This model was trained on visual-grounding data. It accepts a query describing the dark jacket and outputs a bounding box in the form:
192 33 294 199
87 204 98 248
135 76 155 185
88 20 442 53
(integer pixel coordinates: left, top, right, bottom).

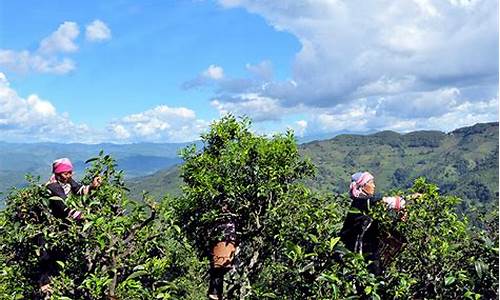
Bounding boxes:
46 179 85 219
340 196 382 274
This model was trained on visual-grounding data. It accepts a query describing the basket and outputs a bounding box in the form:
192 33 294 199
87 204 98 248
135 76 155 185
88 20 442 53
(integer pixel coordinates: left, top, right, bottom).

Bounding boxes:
379 229 406 268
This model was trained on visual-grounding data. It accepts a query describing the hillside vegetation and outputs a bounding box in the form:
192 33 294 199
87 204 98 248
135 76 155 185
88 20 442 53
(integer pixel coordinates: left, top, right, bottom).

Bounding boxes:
0 116 497 299
0 142 199 199
129 122 499 208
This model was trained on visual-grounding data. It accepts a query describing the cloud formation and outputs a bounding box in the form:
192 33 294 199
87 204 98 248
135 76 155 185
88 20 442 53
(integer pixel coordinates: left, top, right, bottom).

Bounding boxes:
0 72 93 142
203 65 224 80
182 64 226 89
0 50 76 74
211 93 287 122
38 22 80 54
210 0 498 136
85 20 112 42
0 20 111 75
108 105 208 142
0 72 209 143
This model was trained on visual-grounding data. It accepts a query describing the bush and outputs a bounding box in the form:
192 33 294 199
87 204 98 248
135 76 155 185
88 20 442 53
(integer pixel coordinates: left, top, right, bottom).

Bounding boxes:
0 116 497 299
0 153 205 299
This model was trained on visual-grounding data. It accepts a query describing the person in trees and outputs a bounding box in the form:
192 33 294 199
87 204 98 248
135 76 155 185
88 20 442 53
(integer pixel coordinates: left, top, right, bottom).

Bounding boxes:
39 158 102 296
46 157 102 220
208 205 238 300
339 171 407 275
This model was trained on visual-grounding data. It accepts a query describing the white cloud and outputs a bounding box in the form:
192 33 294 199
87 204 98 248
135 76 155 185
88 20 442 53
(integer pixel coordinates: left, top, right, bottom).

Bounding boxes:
85 20 112 42
211 93 288 122
38 22 80 54
293 120 308 136
311 102 376 133
211 0 498 135
217 0 498 107
0 73 208 143
413 0 440 17
302 91 497 136
246 60 273 80
182 64 226 89
110 124 130 139
108 105 208 142
0 72 94 142
377 87 461 118
0 49 76 75
424 97 499 131
1 20 111 75
203 65 224 80
355 76 417 96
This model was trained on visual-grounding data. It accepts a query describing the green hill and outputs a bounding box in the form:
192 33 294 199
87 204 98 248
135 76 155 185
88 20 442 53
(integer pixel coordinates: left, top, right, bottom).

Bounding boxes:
128 122 499 206
0 141 201 200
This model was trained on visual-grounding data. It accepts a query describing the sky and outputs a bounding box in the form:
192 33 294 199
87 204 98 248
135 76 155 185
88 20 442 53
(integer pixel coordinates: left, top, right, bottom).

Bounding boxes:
0 0 498 143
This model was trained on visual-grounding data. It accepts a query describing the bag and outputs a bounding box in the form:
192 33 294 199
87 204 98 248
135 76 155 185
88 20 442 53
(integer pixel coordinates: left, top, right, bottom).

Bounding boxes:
211 241 236 269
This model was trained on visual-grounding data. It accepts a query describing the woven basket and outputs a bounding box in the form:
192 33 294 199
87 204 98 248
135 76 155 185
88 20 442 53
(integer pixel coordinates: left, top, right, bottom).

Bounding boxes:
379 230 406 268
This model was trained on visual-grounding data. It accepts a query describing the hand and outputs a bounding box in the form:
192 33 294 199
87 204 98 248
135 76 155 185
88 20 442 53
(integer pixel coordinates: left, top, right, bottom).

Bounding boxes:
91 176 102 189
382 196 406 212
400 210 408 222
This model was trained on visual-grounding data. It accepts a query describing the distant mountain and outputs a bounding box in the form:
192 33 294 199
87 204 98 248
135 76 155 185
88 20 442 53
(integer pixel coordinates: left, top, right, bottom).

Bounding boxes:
128 122 499 206
0 141 201 200
127 165 183 200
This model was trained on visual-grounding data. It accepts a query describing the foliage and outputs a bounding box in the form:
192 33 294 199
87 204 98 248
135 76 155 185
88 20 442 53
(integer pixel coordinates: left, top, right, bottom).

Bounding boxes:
178 115 315 298
375 178 499 299
0 153 205 299
177 115 498 299
131 122 498 208
0 117 497 299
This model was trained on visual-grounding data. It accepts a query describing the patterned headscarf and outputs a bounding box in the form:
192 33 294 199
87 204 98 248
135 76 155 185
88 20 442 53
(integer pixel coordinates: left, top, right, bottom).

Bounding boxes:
349 171 375 198
48 158 74 184
52 158 73 174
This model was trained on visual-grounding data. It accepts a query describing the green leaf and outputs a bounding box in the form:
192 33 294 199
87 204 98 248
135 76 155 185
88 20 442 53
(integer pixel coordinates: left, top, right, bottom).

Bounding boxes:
364 286 372 295
82 222 93 233
260 292 278 298
329 237 341 252
127 270 148 280
133 265 145 271
56 260 65 268
444 276 456 286
85 157 99 164
474 260 488 279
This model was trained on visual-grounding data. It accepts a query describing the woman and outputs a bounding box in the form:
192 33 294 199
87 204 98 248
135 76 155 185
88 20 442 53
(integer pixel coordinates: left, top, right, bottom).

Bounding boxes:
340 171 383 275
39 158 102 297
46 157 101 219
207 206 238 300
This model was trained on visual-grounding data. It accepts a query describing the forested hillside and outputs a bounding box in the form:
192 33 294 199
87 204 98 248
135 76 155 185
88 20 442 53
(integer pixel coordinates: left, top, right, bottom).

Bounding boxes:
129 122 499 207
0 116 497 299
0 142 200 200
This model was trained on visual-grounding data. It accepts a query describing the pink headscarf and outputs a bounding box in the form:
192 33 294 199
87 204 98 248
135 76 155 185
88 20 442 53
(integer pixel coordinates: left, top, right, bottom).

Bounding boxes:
48 158 74 184
52 158 73 174
349 171 375 198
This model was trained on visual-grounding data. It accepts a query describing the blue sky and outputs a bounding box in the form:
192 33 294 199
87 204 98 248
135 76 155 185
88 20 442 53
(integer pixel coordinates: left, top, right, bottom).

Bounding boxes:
0 0 498 143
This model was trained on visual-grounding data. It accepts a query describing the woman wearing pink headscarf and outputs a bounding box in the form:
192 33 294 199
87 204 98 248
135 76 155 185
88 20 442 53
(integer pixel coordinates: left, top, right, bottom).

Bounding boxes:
340 171 409 275
45 158 101 220
340 171 383 275
40 158 102 296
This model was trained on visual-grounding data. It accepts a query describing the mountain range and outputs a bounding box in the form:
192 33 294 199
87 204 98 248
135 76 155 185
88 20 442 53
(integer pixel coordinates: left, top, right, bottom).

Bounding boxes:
1 122 498 208
0 141 200 201
127 122 499 207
